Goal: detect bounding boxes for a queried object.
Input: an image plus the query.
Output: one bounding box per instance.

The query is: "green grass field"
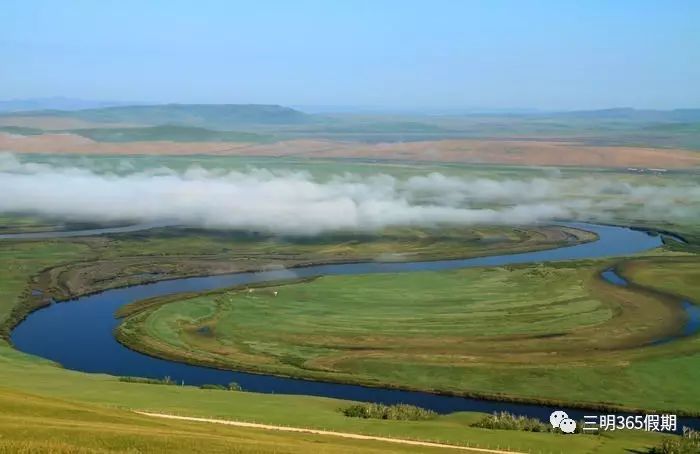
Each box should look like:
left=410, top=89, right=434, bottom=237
left=0, top=388, right=451, bottom=454
left=0, top=240, right=92, bottom=336
left=0, top=223, right=592, bottom=340
left=0, top=223, right=678, bottom=452
left=117, top=256, right=700, bottom=414
left=0, top=349, right=672, bottom=454
left=620, top=256, right=700, bottom=301
left=0, top=214, right=63, bottom=234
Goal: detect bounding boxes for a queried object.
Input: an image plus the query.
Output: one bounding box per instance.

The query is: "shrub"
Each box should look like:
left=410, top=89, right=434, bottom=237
left=341, top=403, right=436, bottom=421
left=682, top=427, right=700, bottom=440
left=471, top=412, right=597, bottom=435
left=648, top=428, right=700, bottom=454
left=471, top=412, right=550, bottom=432
left=648, top=438, right=700, bottom=454
left=118, top=376, right=176, bottom=385
left=199, top=384, right=227, bottom=390
left=228, top=381, right=243, bottom=391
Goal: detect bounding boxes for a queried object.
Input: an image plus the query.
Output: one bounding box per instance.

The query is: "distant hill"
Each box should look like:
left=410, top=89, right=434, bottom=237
left=70, top=125, right=273, bottom=143
left=0, top=97, right=131, bottom=113
left=0, top=124, right=274, bottom=143
left=1, top=104, right=698, bottom=149
left=1, top=104, right=314, bottom=129
left=545, top=108, right=700, bottom=122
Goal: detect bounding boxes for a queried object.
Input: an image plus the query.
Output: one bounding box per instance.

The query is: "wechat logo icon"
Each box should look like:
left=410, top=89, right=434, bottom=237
left=550, top=410, right=577, bottom=434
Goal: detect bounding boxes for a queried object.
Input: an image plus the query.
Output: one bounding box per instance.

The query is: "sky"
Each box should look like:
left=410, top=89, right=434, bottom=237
left=2, top=0, right=699, bottom=111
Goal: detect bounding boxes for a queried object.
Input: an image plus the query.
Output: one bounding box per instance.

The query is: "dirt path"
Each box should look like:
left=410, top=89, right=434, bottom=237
left=135, top=411, right=525, bottom=453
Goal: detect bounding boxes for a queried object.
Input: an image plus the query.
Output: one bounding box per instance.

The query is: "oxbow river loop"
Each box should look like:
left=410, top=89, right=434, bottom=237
left=10, top=222, right=700, bottom=432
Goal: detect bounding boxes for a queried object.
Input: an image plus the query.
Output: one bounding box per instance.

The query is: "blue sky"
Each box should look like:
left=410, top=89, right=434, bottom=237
left=2, top=0, right=699, bottom=110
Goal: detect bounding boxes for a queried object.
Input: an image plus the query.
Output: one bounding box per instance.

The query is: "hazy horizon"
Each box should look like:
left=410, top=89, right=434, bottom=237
left=3, top=1, right=699, bottom=111
left=1, top=96, right=699, bottom=115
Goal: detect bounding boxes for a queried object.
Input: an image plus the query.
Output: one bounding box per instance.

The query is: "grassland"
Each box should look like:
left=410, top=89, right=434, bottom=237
left=0, top=213, right=61, bottom=234
left=1, top=223, right=592, bottom=340
left=0, top=388, right=456, bottom=454
left=71, top=125, right=275, bottom=143
left=116, top=255, right=700, bottom=414
left=0, top=221, right=678, bottom=452
left=0, top=224, right=623, bottom=452
left=619, top=256, right=700, bottom=301
left=0, top=355, right=670, bottom=453
left=0, top=240, right=92, bottom=336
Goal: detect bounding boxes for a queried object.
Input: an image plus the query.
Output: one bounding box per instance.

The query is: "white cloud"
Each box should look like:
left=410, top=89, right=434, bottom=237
left=0, top=153, right=697, bottom=235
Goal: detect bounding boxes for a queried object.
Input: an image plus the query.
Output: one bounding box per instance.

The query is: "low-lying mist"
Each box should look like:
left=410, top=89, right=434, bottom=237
left=1, top=153, right=698, bottom=235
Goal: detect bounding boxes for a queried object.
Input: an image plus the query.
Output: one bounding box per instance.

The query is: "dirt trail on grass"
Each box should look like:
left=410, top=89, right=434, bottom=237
left=135, top=411, right=525, bottom=453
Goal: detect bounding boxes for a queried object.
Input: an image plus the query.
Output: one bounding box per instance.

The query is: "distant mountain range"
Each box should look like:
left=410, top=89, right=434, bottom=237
left=2, top=100, right=699, bottom=123
left=1, top=102, right=699, bottom=149
left=0, top=97, right=133, bottom=113
left=544, top=107, right=700, bottom=122
left=1, top=103, right=313, bottom=129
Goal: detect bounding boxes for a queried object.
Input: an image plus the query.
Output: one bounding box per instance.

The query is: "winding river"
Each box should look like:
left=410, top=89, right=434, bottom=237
left=9, top=222, right=700, bottom=432
left=0, top=222, right=169, bottom=240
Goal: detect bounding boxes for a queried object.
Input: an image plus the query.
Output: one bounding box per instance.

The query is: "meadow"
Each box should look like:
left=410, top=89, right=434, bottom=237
left=0, top=222, right=590, bottom=339
left=0, top=224, right=680, bottom=453
left=620, top=256, right=700, bottom=301
left=0, top=356, right=670, bottom=454
left=0, top=214, right=62, bottom=234
left=116, top=255, right=700, bottom=413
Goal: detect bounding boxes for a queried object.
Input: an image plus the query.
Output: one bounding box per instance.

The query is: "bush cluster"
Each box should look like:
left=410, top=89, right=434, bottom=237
left=118, top=376, right=176, bottom=385
left=200, top=384, right=227, bottom=390
left=199, top=382, right=243, bottom=391
left=472, top=411, right=598, bottom=435
left=341, top=403, right=436, bottom=421
left=472, top=411, right=550, bottom=432
left=648, top=428, right=700, bottom=454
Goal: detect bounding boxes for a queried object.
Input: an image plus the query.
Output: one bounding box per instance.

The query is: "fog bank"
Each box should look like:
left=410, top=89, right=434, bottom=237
left=0, top=153, right=697, bottom=235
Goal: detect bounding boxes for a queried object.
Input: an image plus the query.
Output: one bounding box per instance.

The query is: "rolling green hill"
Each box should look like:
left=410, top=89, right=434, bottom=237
left=4, top=104, right=314, bottom=129
left=0, top=124, right=274, bottom=143
left=2, top=105, right=699, bottom=148
left=70, top=125, right=274, bottom=143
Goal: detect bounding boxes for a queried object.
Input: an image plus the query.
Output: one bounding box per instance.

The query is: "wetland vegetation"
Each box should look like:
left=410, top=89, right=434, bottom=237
left=341, top=403, right=437, bottom=421
left=1, top=224, right=590, bottom=335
